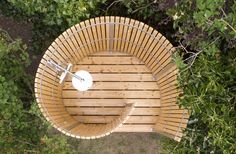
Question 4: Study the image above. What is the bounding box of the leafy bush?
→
[2,0,106,53]
[0,29,73,153]
[107,0,236,153]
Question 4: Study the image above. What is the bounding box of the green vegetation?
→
[0,29,73,153]
[0,0,235,153]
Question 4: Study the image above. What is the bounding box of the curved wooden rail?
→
[35,16,189,141]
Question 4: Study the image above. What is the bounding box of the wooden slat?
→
[76,56,142,65]
[73,115,158,124]
[72,65,150,73]
[66,73,155,81]
[63,99,160,107]
[62,91,160,99]
[70,25,88,57]
[90,51,131,56]
[63,81,158,90]
[66,107,160,115]
[100,17,107,52]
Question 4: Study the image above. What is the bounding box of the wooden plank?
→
[72,65,150,73]
[100,17,107,52]
[79,21,94,54]
[84,19,97,53]
[73,115,158,124]
[63,81,159,90]
[90,18,100,52]
[136,25,154,59]
[63,99,161,107]
[74,23,91,56]
[120,18,130,51]
[60,32,80,61]
[141,30,159,62]
[54,37,77,63]
[122,18,131,52]
[127,20,140,54]
[66,107,160,115]
[70,25,88,57]
[113,17,119,52]
[76,56,142,65]
[159,117,188,124]
[66,28,85,59]
[66,73,155,81]
[90,51,132,56]
[62,91,160,99]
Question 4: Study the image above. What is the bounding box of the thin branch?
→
[221,19,236,34]
[131,1,155,13]
[179,36,220,73]
[220,8,227,18]
[106,0,122,12]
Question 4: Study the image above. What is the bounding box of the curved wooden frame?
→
[35,16,189,141]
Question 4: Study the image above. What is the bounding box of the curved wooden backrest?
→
[35,16,189,141]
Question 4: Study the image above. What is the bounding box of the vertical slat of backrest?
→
[130,22,145,55]
[90,18,100,52]
[140,29,158,60]
[54,37,77,64]
[43,48,66,64]
[150,39,170,75]
[133,22,147,57]
[120,18,130,52]
[59,31,80,62]
[34,37,81,137]
[94,17,104,52]
[155,45,175,75]
[138,28,155,61]
[79,20,95,54]
[84,19,97,54]
[105,16,112,52]
[126,20,140,55]
[135,25,152,58]
[144,33,162,68]
[152,44,173,75]
[153,47,190,142]
[75,23,92,56]
[70,25,87,58]
[45,46,67,63]
[100,17,107,52]
[113,17,119,52]
[117,17,125,52]
[63,29,83,61]
[141,30,159,64]
[123,19,134,53]
[146,35,166,71]
[66,28,85,59]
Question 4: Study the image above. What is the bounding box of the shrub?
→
[0,29,73,153]
[3,0,106,53]
[108,0,236,153]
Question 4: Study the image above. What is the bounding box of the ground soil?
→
[0,13,165,154]
[0,12,42,76]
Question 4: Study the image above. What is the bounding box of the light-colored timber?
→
[35,16,189,141]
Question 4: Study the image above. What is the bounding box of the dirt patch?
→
[69,132,165,154]
[0,12,42,76]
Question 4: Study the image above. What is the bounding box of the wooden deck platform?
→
[62,51,160,132]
